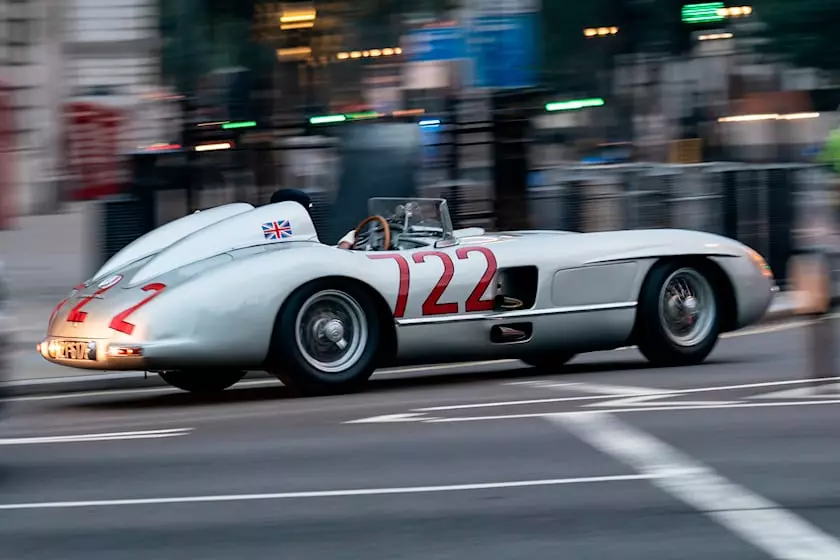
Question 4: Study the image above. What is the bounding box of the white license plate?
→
[53,340,97,361]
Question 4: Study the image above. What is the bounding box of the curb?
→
[2,306,804,399]
[2,370,276,399]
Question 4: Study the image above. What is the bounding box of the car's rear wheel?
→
[521,353,576,370]
[268,281,380,396]
[159,369,246,394]
[635,261,720,366]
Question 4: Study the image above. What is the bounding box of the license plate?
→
[53,340,97,361]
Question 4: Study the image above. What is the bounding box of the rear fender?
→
[135,247,388,364]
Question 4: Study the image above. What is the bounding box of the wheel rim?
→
[294,290,368,374]
[658,268,716,347]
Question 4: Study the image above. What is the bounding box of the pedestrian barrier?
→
[431,162,834,289]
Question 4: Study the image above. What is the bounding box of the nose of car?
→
[47,286,134,340]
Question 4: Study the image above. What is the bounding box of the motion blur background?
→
[2,0,840,297]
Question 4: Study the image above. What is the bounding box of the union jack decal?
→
[262,220,292,240]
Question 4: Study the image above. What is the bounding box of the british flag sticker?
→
[261,220,293,240]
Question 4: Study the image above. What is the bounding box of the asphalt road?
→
[2,319,840,560]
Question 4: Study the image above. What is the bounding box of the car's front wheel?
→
[268,281,381,396]
[635,261,720,366]
[159,369,247,394]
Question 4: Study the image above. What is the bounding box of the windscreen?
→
[367,197,452,237]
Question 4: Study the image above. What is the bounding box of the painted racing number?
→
[109,283,166,335]
[66,282,119,323]
[368,246,498,317]
[412,251,458,315]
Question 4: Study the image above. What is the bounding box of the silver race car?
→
[39,196,777,395]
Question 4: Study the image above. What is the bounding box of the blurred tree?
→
[750,0,840,74]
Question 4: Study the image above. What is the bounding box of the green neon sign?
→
[681,2,725,23]
[309,114,347,124]
[221,121,257,129]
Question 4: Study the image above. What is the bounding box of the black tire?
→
[268,280,381,396]
[159,369,246,394]
[521,353,576,370]
[635,260,720,367]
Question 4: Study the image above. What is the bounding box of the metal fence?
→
[426,162,835,288]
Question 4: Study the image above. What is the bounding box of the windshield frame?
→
[366,197,455,240]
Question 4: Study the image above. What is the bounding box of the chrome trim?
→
[395,302,637,326]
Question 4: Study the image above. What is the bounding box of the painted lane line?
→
[562,382,671,396]
[405,398,840,424]
[559,378,840,399]
[748,384,840,400]
[567,383,740,408]
[345,413,441,424]
[0,428,192,445]
[549,412,840,560]
[0,474,656,511]
[721,320,812,338]
[416,393,639,412]
[465,377,840,413]
[586,394,742,408]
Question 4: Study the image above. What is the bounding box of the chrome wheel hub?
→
[658,268,716,347]
[295,290,367,373]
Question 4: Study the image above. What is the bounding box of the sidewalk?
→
[1,203,95,301]
[2,291,804,398]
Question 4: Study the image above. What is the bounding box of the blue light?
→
[419,119,441,127]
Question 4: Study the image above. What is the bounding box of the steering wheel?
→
[351,215,392,251]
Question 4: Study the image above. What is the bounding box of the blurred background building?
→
[1,0,840,219]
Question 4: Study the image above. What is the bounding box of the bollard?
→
[790,248,836,392]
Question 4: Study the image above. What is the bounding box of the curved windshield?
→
[367,197,453,238]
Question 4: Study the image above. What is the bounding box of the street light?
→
[717,5,753,17]
[584,26,619,38]
[545,98,605,111]
[335,47,402,60]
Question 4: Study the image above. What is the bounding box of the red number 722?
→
[368,247,497,317]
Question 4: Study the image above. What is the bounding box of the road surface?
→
[1,320,839,560]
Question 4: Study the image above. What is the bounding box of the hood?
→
[127,200,319,287]
[93,202,255,282]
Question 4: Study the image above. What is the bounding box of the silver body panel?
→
[39,200,776,371]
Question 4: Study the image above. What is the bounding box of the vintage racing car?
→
[38,196,777,395]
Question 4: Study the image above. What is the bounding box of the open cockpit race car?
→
[39,196,777,396]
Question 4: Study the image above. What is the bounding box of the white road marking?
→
[476,377,840,412]
[416,393,640,412]
[417,399,840,423]
[586,394,742,407]
[0,474,656,511]
[721,320,810,338]
[0,428,192,445]
[561,382,671,396]
[345,413,440,424]
[564,383,740,408]
[549,412,840,560]
[748,384,840,400]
